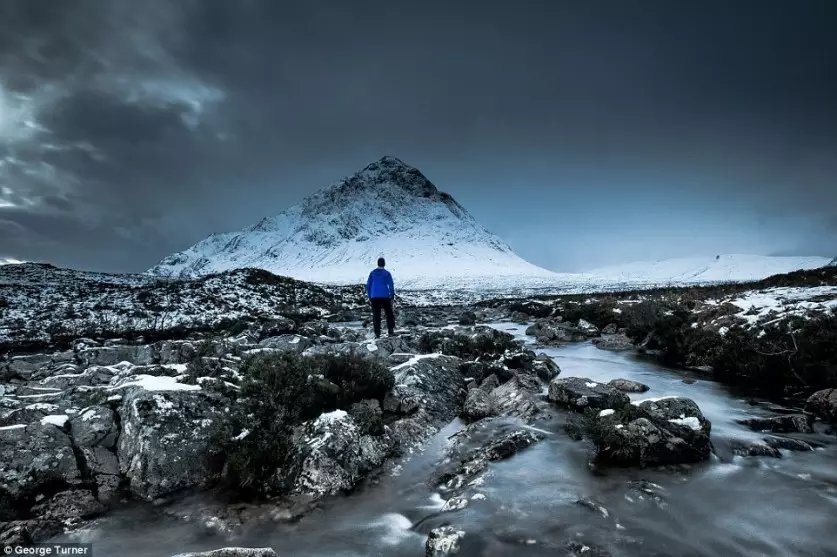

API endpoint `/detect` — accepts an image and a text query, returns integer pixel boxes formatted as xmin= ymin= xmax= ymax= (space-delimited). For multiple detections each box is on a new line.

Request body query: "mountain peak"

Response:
xmin=344 ymin=156 xmax=439 ymax=198
xmin=148 ymin=157 xmax=558 ymax=287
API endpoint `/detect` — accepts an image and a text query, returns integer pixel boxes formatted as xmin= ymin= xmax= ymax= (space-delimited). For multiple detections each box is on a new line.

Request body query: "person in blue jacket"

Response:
xmin=366 ymin=257 xmax=396 ymax=338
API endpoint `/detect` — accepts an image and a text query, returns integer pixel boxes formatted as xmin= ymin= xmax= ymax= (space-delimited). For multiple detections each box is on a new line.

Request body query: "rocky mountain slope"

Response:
xmin=147 ymin=156 xmax=566 ymax=290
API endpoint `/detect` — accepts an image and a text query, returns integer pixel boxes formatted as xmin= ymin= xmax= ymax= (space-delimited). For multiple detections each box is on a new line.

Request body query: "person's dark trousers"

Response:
xmin=370 ymin=297 xmax=395 ymax=337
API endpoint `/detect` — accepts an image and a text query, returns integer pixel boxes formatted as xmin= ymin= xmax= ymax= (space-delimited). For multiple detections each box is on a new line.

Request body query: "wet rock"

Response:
xmin=805 ymin=388 xmax=837 ymax=423
xmin=290 ymin=410 xmax=394 ymax=496
xmin=489 ymin=374 xmax=542 ymax=421
xmin=528 ymin=353 xmax=560 ymax=383
xmin=462 ymin=388 xmax=492 ymax=421
xmin=602 ymin=323 xmax=619 ymax=335
xmin=438 ymin=421 xmax=543 ymax=491
xmin=607 ymin=378 xmax=649 ymax=393
xmin=763 ymin=436 xmax=815 ymax=452
xmin=480 ymin=373 xmax=500 ymax=392
xmin=257 ymin=334 xmax=311 ymax=353
xmin=729 ymin=440 xmax=782 ymax=458
xmin=170 ymin=549 xmax=278 ymax=557
xmin=738 ymin=414 xmax=813 ymax=434
xmin=426 ymin=526 xmax=465 ymax=556
xmin=117 ymin=388 xmax=225 ymax=501
xmin=458 ymin=311 xmax=477 ymax=325
xmin=592 ymin=334 xmax=634 ymax=352
xmin=548 ymin=377 xmax=630 ymax=412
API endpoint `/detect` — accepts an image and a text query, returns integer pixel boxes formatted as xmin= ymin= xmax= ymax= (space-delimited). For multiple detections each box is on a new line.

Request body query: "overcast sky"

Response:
xmin=1 ymin=0 xmax=835 ymax=273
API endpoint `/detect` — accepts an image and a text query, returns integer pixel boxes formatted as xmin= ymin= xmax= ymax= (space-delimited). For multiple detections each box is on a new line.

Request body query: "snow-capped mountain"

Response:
xmin=585 ymin=254 xmax=833 ymax=286
xmin=148 ymin=156 xmax=566 ymax=290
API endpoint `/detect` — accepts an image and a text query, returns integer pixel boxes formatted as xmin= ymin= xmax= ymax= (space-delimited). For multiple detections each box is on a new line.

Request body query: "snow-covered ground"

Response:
xmin=586 ymin=254 xmax=831 ymax=286
xmin=723 ymin=286 xmax=837 ymax=327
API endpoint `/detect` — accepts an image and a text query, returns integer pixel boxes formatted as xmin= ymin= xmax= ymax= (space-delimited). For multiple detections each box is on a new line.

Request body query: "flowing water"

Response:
xmin=59 ymin=323 xmax=837 ymax=556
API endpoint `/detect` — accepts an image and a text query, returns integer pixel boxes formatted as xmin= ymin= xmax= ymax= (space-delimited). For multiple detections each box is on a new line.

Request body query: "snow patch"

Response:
xmin=668 ymin=417 xmax=702 ymax=430
xmin=40 ymin=414 xmax=69 ymax=428
xmin=598 ymin=409 xmax=615 ymax=417
xmin=112 ymin=375 xmax=201 ymax=392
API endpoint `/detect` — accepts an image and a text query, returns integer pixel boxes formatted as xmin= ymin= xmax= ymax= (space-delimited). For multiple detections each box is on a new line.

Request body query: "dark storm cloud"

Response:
xmin=0 ymin=0 xmax=835 ymax=272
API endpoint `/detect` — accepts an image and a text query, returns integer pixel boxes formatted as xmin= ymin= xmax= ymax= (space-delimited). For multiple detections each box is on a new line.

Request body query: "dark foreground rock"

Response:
xmin=548 ymin=377 xmax=630 ymax=412
xmin=805 ymin=388 xmax=837 ymax=423
xmin=738 ymin=414 xmax=813 ymax=434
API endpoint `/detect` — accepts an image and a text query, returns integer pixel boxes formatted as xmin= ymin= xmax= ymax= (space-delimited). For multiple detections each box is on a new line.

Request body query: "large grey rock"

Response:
xmin=70 ymin=406 xmax=119 ymax=449
xmin=170 ymin=549 xmax=278 ymax=557
xmin=117 ymin=388 xmax=224 ymax=501
xmin=528 ymin=353 xmax=560 ymax=383
xmin=0 ymin=423 xmax=81 ymax=501
xmin=290 ymin=411 xmax=394 ymax=496
xmin=548 ymin=377 xmax=630 ymax=412
xmin=78 ymin=345 xmax=153 ymax=367
xmin=805 ymin=389 xmax=837 ymax=423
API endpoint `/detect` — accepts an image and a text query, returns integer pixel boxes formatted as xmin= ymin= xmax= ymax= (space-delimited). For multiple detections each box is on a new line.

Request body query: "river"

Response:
xmin=58 ymin=323 xmax=837 ymax=557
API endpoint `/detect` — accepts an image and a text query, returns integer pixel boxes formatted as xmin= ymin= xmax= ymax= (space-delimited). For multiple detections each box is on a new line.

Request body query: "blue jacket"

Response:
xmin=366 ymin=267 xmax=395 ymax=299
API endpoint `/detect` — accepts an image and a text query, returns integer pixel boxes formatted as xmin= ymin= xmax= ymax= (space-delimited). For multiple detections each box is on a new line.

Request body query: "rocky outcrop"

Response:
xmin=548 ymin=377 xmax=630 ymax=412
xmin=525 ymin=319 xmax=599 ymax=345
xmin=805 ymin=388 xmax=837 ymax=423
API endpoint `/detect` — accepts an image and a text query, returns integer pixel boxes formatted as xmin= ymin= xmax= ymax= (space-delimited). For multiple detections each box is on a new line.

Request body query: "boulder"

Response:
xmin=590 ymin=397 xmax=712 ymax=467
xmin=592 ymin=334 xmax=633 ymax=352
xmin=738 ymin=414 xmax=813 ymax=434
xmin=805 ymin=389 xmax=837 ymax=423
xmin=548 ymin=377 xmax=630 ymax=412
xmin=510 ymin=311 xmax=529 ymax=324
xmin=290 ymin=410 xmax=394 ymax=497
xmin=0 ymin=422 xmax=81 ymax=503
xmin=117 ymin=388 xmax=225 ymax=501
xmin=602 ymin=323 xmax=619 ymax=335
xmin=607 ymin=378 xmax=649 ymax=393
xmin=462 ymin=388 xmax=492 ymax=421
xmin=6 ymin=354 xmax=56 ymax=380
xmin=426 ymin=526 xmax=465 ymax=557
